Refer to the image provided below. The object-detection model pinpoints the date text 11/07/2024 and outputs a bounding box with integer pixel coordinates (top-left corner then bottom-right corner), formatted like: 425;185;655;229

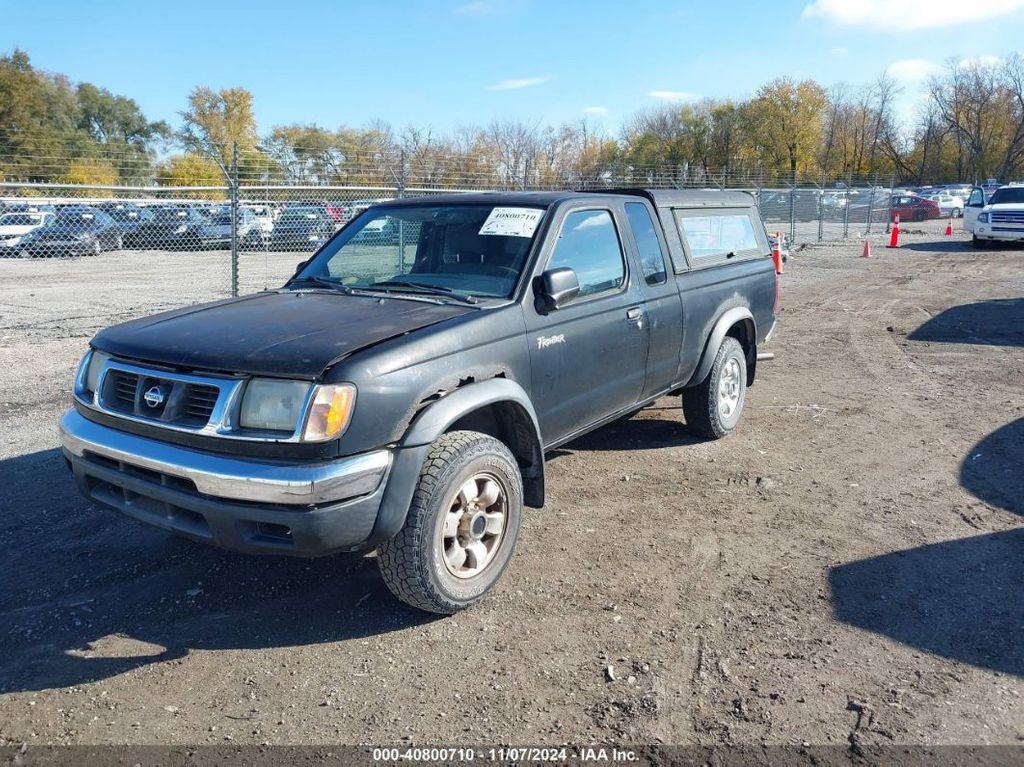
370;746;639;762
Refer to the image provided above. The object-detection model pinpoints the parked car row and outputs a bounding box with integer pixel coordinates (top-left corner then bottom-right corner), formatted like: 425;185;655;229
0;198;404;258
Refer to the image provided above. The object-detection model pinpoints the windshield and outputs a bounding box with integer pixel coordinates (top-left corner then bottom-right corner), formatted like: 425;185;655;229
294;203;545;299
153;208;190;221
0;214;41;226
280;208;325;223
103;207;143;221
989;187;1024;205
47;211;103;229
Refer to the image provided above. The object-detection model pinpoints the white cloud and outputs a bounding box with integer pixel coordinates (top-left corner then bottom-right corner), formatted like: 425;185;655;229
830;46;848;56
803;0;1024;29
649;90;699;103
582;106;609;116
455;1;494;14
572;212;610;230
486;77;550;91
959;54;1003;68
886;58;939;81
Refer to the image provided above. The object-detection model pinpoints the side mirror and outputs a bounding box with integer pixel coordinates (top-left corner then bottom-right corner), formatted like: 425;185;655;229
538;267;580;312
295;258;310;273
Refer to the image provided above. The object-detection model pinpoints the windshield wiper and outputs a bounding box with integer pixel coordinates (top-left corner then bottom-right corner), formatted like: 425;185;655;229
291;276;356;295
369;280;478;305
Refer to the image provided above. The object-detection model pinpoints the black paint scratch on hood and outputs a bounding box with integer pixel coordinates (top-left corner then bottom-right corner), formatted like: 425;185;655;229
92;291;474;378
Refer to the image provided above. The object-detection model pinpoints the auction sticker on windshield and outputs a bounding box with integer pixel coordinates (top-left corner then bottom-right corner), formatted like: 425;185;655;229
479;207;544;238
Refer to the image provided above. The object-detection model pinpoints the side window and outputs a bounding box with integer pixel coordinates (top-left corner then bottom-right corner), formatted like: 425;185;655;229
548;209;625;298
624;202;667;285
676;212;760;262
968;188;984;206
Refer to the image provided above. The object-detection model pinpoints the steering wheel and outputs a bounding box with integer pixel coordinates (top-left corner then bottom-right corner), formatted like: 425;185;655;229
489;266;519;279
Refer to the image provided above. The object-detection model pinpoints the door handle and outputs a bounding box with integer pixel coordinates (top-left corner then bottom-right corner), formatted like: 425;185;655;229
626;307;643;320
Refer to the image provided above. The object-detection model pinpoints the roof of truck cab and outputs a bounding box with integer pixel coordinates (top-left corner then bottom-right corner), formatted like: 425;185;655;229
374;188;756;208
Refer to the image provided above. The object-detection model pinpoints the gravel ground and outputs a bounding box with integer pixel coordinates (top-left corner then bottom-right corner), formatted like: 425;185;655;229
0;219;1021;748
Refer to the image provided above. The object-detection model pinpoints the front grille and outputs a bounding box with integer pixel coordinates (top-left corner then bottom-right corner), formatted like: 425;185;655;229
100;369;221;428
184;385;219;421
991;211;1024;223
110;370;139;409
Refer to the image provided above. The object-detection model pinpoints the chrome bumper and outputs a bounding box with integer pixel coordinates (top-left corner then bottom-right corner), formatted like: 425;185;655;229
59;409;390;506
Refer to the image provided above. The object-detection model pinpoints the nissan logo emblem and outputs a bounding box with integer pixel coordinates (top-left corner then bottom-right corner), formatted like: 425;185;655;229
143;386;166;408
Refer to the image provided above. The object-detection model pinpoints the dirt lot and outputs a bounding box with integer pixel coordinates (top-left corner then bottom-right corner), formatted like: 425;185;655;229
0;220;1021;748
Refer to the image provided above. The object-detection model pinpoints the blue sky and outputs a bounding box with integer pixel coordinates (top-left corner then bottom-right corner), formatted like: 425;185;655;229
3;0;1023;133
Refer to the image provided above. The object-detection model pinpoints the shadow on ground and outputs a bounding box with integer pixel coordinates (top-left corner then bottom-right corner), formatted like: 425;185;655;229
899;239;1024;253
897;239;973;253
960;418;1024;517
829;529;1024;676
561;414;702;453
908;297;1024;347
831;418;1024;675
0;448;437;694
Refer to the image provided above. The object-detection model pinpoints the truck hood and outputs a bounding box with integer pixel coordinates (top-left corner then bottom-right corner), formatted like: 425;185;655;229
92;290;475;378
985;203;1024;211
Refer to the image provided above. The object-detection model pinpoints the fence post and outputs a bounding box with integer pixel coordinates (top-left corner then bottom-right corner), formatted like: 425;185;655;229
229;142;239;299
865;184;876;235
397;149;406;199
398;149;407;272
885;174;894;234
817;185;824;243
788;181;796;242
843;187;850;238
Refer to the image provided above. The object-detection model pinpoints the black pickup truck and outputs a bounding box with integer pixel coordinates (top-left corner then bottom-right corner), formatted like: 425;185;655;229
60;189;777;613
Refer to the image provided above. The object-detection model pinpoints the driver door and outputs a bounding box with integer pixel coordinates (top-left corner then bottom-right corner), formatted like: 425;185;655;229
963;187;985;231
525;205;649;445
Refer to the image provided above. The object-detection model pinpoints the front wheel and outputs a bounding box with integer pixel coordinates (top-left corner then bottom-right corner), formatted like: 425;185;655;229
682;336;748;439
377;431;523;614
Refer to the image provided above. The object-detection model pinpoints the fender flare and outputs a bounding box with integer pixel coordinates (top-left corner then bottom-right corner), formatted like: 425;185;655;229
401;377;542;450
686;306;756;387
367;378;545;546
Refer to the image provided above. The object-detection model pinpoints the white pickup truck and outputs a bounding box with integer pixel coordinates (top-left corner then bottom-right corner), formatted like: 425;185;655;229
964;184;1024;248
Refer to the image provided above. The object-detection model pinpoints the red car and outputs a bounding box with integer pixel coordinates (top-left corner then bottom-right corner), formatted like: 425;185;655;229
890;194;941;222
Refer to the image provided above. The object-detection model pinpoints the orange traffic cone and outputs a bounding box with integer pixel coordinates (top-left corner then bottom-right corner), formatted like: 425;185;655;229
861;240;872;258
771;231;784;274
887;214;900;248
944;216;954;236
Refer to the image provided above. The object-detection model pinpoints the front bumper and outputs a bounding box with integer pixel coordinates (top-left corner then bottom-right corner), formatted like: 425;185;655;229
974;225;1024;241
60;409;392;556
22;241;94;257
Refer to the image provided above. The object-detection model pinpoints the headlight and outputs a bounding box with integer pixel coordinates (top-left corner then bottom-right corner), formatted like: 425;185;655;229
302;384;356;441
978;212;989;223
75;349;111;398
239;379;311;432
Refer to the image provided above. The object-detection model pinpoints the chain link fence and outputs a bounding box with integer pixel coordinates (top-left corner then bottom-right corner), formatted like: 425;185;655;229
0;162;899;342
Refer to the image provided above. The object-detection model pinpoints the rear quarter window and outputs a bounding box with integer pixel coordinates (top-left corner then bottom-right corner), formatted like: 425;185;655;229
675;210;762;266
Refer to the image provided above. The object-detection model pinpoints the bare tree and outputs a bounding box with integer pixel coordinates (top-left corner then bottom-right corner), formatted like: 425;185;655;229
485;119;541;189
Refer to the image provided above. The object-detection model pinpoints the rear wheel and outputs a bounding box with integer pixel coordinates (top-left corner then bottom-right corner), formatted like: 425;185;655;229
377;431;523;614
683;336;748;439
